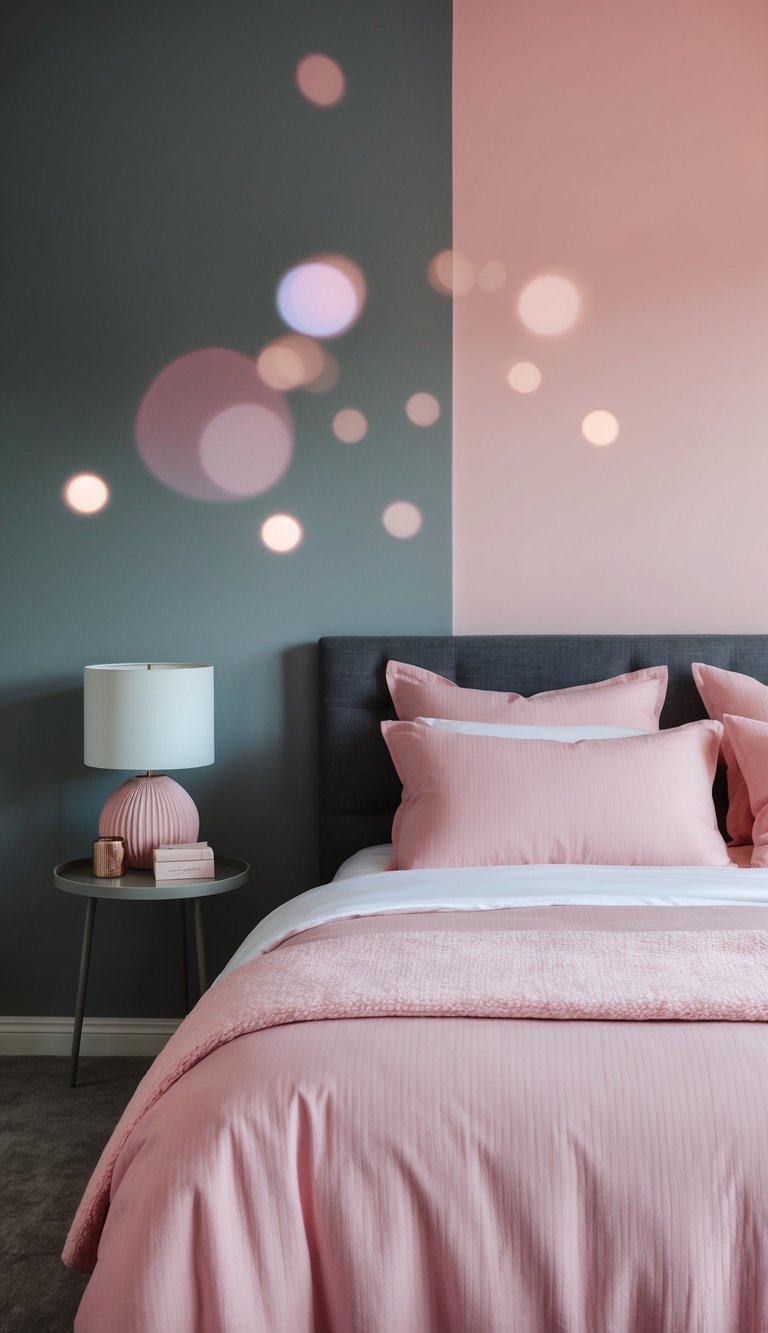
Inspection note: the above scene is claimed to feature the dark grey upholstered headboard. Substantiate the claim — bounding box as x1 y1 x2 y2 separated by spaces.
317 635 768 882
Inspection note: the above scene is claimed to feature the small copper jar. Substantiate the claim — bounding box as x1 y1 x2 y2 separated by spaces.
93 835 126 878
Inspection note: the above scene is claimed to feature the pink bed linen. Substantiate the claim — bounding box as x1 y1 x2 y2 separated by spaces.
382 718 729 868
67 905 768 1333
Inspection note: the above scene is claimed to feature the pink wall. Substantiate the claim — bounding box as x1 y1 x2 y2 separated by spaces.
453 0 768 633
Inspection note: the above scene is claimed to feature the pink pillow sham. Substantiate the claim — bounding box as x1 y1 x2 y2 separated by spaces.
692 663 768 844
387 661 668 730
381 719 730 870
722 714 768 867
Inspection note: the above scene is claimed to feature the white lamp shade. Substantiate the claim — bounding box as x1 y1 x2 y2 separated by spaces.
84 663 214 771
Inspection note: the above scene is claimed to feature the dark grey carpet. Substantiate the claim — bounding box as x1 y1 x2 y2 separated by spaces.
0 1056 151 1333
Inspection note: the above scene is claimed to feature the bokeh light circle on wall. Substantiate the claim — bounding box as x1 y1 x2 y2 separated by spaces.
136 348 293 502
296 54 346 107
477 260 507 291
303 347 339 393
517 274 580 335
582 410 620 446
256 334 327 391
405 392 441 427
257 342 304 391
260 513 303 552
506 361 542 393
333 408 368 444
382 501 423 539
276 254 366 338
199 404 292 496
428 249 475 297
63 473 110 514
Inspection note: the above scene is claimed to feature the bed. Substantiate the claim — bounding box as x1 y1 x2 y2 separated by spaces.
65 634 768 1332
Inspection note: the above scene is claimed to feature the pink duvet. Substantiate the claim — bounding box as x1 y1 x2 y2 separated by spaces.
67 906 768 1332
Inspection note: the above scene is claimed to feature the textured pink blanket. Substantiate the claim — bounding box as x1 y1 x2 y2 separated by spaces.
64 922 768 1275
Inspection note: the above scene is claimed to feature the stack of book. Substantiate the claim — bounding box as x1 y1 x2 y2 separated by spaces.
153 842 215 884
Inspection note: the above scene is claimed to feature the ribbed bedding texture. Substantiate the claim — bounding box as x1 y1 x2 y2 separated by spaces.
67 902 768 1333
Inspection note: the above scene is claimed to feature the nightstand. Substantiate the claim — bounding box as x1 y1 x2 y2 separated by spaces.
54 856 249 1086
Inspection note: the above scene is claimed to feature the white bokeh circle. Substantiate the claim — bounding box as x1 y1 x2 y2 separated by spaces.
63 473 109 514
260 513 303 552
517 274 580 335
582 410 620 446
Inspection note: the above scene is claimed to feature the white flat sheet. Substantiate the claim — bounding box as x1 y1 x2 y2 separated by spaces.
218 847 767 980
333 844 394 879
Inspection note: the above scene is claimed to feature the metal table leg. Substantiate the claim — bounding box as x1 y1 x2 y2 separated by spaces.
69 897 97 1088
179 900 190 1014
193 898 207 995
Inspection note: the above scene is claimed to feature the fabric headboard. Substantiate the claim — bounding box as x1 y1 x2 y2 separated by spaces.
317 635 768 882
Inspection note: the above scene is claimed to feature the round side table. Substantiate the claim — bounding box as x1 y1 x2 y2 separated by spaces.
54 856 249 1086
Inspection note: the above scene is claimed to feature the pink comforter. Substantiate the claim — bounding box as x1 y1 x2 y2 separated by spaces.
67 906 768 1332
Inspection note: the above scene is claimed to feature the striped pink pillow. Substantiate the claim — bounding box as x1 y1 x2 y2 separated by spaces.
722 714 768 867
381 720 729 870
692 663 768 845
387 661 667 729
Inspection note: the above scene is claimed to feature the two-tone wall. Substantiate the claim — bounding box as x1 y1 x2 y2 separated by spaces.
3 0 767 1033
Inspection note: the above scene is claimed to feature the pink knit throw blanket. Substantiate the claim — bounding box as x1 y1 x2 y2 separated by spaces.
63 925 768 1272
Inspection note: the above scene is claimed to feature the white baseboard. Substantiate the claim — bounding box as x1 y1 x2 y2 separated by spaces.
0 1016 181 1057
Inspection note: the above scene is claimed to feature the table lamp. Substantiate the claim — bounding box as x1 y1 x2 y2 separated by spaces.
84 663 215 869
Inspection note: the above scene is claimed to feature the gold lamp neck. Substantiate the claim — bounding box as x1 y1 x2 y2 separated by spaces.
146 663 152 774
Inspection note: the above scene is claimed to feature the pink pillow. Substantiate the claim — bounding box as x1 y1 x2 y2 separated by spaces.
692 663 768 844
381 719 730 870
387 661 667 730
721 715 768 867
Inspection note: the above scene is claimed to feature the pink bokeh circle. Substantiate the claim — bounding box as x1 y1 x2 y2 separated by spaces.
199 404 292 496
257 342 308 391
256 335 329 392
405 392 441 427
332 408 368 444
427 249 475 297
136 348 293 502
382 501 423 539
506 361 542 393
296 54 346 107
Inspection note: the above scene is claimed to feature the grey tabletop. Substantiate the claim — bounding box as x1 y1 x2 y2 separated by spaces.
53 856 249 901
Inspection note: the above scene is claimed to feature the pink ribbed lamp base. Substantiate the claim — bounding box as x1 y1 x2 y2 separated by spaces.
98 775 200 870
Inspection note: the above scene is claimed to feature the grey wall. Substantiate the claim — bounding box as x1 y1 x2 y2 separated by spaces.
0 0 452 1016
